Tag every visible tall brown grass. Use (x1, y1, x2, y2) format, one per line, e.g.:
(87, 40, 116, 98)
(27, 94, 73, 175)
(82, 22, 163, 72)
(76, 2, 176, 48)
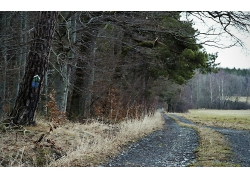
(49, 110, 164, 166)
(0, 110, 164, 167)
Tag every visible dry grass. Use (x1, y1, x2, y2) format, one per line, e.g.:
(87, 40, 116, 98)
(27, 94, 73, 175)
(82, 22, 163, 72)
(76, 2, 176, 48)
(180, 109, 250, 130)
(0, 111, 164, 167)
(167, 113, 236, 167)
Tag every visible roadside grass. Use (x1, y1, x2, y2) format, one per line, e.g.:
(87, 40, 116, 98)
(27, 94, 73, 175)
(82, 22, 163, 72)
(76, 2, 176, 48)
(167, 113, 238, 167)
(190, 126, 236, 167)
(180, 109, 250, 130)
(0, 110, 165, 167)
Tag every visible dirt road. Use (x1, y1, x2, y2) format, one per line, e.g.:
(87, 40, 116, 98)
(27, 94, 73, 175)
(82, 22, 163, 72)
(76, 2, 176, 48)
(103, 113, 250, 167)
(103, 114, 198, 167)
(168, 114, 250, 167)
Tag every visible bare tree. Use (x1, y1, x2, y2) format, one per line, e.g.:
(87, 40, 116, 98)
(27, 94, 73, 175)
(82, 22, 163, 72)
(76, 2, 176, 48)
(183, 11, 250, 49)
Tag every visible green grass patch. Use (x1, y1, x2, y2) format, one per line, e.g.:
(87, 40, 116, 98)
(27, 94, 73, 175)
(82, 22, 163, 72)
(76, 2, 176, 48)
(179, 109, 250, 130)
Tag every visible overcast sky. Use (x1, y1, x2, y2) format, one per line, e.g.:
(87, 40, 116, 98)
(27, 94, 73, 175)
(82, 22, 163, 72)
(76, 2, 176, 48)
(200, 27, 250, 69)
(183, 12, 250, 70)
(204, 43, 250, 69)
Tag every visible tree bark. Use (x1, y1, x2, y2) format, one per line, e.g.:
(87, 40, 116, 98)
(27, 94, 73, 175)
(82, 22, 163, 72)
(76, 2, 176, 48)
(209, 74, 213, 108)
(9, 12, 58, 125)
(0, 12, 8, 118)
(51, 12, 76, 113)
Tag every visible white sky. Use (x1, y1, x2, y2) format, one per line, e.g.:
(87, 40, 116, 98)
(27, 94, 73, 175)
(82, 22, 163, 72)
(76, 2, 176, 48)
(181, 12, 250, 70)
(205, 44, 250, 69)
(194, 17, 250, 69)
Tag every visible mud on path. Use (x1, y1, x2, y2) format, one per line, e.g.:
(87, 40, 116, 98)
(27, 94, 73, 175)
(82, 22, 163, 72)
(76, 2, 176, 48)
(103, 114, 198, 167)
(171, 114, 250, 167)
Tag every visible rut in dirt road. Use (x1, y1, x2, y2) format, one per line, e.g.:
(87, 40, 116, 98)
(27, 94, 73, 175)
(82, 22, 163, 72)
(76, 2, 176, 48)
(170, 114, 250, 167)
(103, 114, 198, 167)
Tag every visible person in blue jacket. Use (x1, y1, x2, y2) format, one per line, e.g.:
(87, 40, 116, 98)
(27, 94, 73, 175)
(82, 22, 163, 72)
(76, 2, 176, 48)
(31, 75, 40, 93)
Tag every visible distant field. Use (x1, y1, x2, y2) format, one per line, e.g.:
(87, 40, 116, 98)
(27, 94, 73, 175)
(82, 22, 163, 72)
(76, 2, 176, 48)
(179, 109, 250, 130)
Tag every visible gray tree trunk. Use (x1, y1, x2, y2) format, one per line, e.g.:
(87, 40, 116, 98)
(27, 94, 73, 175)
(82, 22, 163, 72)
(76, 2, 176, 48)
(16, 12, 28, 99)
(62, 12, 76, 113)
(52, 12, 76, 113)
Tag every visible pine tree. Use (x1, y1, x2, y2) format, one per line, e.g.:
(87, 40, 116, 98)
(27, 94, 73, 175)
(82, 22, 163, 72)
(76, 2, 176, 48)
(8, 12, 58, 125)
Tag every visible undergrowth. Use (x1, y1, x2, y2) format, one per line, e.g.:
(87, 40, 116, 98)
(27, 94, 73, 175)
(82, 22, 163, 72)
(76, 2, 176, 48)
(0, 91, 165, 167)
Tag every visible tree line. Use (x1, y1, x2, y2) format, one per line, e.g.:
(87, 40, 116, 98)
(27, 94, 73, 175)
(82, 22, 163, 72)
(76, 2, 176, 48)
(163, 68, 250, 112)
(1, 11, 250, 125)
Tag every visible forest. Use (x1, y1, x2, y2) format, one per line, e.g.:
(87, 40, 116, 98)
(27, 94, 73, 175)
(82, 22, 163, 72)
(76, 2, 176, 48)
(0, 11, 250, 125)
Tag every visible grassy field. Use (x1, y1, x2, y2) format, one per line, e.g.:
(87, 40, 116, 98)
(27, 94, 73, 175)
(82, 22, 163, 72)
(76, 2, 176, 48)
(0, 111, 165, 167)
(179, 109, 250, 130)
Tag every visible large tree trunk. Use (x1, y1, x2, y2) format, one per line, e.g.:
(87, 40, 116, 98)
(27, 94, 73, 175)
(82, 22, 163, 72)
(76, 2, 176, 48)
(53, 12, 76, 113)
(69, 43, 96, 118)
(0, 12, 8, 118)
(82, 45, 96, 118)
(9, 12, 58, 126)
(16, 12, 28, 101)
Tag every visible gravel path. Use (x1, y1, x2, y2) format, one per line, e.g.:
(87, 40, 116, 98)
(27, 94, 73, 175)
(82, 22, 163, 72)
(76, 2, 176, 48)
(103, 114, 198, 167)
(207, 127, 250, 166)
(170, 114, 250, 167)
